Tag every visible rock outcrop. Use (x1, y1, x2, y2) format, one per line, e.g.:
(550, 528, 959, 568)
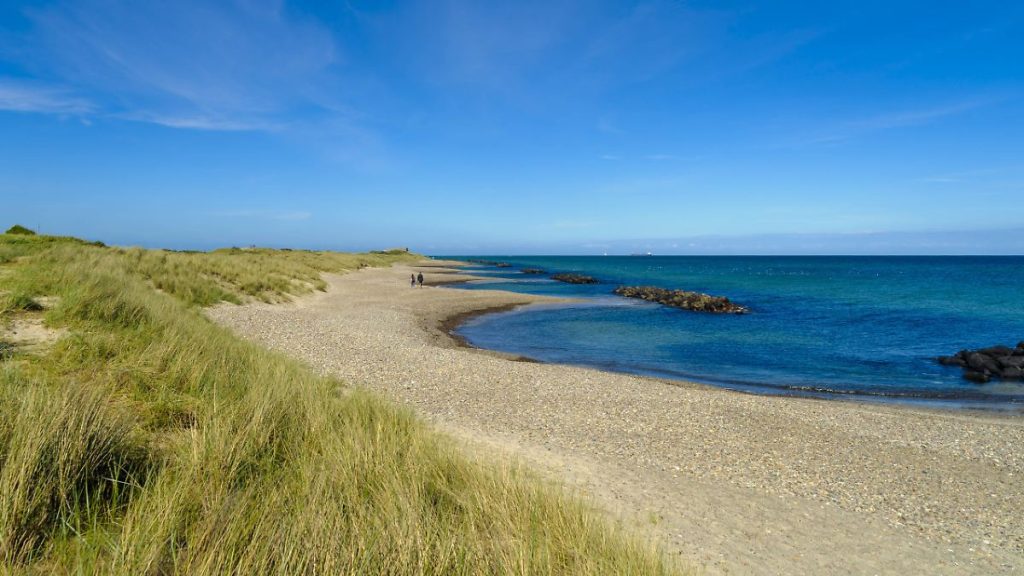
(520, 268, 547, 274)
(466, 259, 512, 267)
(613, 286, 749, 314)
(937, 342, 1024, 383)
(550, 273, 600, 284)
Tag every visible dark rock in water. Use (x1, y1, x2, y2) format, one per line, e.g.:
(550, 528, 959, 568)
(964, 370, 991, 384)
(520, 268, 547, 274)
(979, 345, 1014, 357)
(938, 343, 1024, 382)
(466, 259, 512, 267)
(613, 285, 749, 314)
(967, 352, 1001, 374)
(1002, 366, 1024, 379)
(997, 355, 1024, 369)
(937, 355, 966, 367)
(551, 273, 600, 284)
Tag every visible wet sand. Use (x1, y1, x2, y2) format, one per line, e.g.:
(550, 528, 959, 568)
(207, 261, 1024, 575)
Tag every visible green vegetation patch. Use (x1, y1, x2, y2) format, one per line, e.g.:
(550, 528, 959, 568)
(2, 292, 43, 313)
(5, 225, 36, 235)
(0, 234, 678, 574)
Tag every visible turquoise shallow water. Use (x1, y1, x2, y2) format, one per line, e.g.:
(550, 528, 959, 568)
(443, 256, 1024, 409)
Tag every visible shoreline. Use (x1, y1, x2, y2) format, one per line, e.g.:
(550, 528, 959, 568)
(439, 265, 1023, 414)
(437, 303, 543, 363)
(208, 261, 1024, 575)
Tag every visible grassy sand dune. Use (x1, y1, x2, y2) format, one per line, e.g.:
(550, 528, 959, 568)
(0, 233, 677, 574)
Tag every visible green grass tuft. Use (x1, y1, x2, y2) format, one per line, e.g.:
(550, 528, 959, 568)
(0, 382, 149, 564)
(2, 292, 43, 313)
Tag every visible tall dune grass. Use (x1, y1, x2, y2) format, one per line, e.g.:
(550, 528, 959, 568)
(0, 234, 679, 575)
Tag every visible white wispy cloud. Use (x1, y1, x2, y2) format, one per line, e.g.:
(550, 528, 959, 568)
(389, 0, 581, 90)
(0, 79, 94, 115)
(12, 0, 343, 132)
(580, 1, 715, 83)
(805, 97, 1000, 145)
(846, 100, 989, 132)
(121, 112, 284, 132)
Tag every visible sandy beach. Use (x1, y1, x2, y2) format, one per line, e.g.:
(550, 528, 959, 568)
(207, 261, 1024, 575)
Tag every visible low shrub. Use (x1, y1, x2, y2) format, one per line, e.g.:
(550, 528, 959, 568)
(4, 225, 37, 236)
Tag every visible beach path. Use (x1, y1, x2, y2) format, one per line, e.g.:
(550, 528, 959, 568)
(207, 263, 1024, 575)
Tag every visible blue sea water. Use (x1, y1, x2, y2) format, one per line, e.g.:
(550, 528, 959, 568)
(443, 256, 1024, 409)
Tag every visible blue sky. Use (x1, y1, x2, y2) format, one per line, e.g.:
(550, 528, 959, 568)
(0, 0, 1022, 254)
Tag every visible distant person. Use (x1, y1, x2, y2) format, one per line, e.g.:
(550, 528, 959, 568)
(417, 272, 424, 287)
(410, 273, 416, 288)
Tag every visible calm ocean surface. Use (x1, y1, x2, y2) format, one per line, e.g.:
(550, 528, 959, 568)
(442, 256, 1024, 410)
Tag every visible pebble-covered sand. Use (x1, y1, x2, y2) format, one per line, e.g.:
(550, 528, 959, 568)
(207, 262, 1024, 575)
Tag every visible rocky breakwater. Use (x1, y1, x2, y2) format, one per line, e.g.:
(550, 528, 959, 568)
(937, 343, 1024, 383)
(466, 259, 512, 267)
(520, 268, 547, 274)
(613, 286, 749, 314)
(551, 273, 600, 284)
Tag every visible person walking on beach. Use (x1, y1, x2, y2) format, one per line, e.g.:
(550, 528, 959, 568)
(417, 272, 424, 287)
(410, 273, 416, 288)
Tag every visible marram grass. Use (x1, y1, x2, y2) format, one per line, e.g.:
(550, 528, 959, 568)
(0, 233, 681, 575)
